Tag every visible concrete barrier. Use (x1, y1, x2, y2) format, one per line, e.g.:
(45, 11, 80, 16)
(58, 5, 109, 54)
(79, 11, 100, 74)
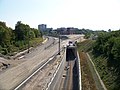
(76, 51, 82, 90)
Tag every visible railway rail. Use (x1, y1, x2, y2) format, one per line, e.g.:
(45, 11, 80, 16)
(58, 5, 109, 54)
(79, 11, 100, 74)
(14, 49, 65, 90)
(59, 45, 80, 90)
(66, 60, 75, 90)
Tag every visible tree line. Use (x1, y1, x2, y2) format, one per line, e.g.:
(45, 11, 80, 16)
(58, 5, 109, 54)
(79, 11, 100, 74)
(92, 30, 120, 89)
(93, 30, 120, 64)
(0, 21, 42, 55)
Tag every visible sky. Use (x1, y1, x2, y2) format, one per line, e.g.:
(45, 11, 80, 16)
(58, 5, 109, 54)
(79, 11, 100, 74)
(0, 0, 120, 30)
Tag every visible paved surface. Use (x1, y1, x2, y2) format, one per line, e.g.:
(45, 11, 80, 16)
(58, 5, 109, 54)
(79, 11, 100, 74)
(22, 51, 64, 90)
(0, 35, 83, 90)
(0, 37, 58, 89)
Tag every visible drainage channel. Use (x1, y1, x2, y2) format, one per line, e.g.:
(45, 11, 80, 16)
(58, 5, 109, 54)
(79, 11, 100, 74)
(59, 46, 79, 90)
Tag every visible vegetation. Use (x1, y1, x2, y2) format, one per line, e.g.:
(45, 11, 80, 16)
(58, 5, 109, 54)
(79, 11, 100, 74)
(89, 53, 114, 90)
(84, 30, 106, 39)
(77, 41, 97, 90)
(77, 40, 94, 52)
(77, 30, 120, 90)
(92, 30, 120, 90)
(0, 21, 42, 55)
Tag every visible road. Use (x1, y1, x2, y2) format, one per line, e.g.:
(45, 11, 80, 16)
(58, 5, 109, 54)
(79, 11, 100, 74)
(0, 35, 83, 90)
(21, 50, 65, 90)
(21, 37, 57, 59)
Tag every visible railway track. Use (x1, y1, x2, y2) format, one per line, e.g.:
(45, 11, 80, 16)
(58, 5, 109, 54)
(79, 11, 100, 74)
(62, 60, 75, 90)
(66, 60, 75, 90)
(14, 49, 65, 90)
(59, 59, 79, 90)
(59, 45, 80, 90)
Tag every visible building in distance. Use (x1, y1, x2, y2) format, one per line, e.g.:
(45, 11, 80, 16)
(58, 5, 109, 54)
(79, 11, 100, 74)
(38, 24, 47, 33)
(38, 24, 53, 35)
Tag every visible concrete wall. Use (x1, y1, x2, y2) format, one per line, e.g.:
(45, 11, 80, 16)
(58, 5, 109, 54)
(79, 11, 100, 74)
(76, 51, 82, 90)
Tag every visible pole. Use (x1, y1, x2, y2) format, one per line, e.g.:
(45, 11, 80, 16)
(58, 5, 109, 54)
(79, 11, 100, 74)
(58, 34, 60, 55)
(28, 30, 30, 53)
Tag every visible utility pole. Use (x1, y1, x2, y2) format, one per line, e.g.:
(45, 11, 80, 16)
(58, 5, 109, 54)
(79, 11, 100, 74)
(58, 33, 60, 55)
(28, 30, 30, 53)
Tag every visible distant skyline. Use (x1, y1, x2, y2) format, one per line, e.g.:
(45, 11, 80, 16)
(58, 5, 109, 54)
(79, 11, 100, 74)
(0, 0, 120, 30)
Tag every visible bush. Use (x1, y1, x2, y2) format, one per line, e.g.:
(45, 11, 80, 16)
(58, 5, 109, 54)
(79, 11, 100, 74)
(1, 48, 8, 55)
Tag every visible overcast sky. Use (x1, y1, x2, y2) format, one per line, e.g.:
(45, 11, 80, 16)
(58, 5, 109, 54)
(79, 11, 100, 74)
(0, 0, 120, 30)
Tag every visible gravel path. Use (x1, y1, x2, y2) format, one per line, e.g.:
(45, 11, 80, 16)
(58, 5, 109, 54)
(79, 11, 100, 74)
(0, 35, 83, 89)
(22, 51, 64, 90)
(0, 37, 57, 89)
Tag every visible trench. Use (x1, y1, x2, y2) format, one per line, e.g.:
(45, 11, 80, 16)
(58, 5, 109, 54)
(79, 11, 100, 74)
(63, 47, 79, 90)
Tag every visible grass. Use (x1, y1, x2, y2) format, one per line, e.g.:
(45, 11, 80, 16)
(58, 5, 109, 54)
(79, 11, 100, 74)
(77, 39, 118, 90)
(89, 52, 117, 90)
(79, 52, 97, 90)
(77, 39, 95, 52)
(30, 37, 43, 47)
(1, 37, 43, 56)
(77, 40, 97, 90)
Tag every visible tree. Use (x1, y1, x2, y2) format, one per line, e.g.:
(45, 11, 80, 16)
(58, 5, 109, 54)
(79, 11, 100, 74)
(111, 37, 120, 61)
(15, 21, 31, 40)
(0, 24, 12, 47)
(0, 21, 43, 55)
(31, 28, 41, 38)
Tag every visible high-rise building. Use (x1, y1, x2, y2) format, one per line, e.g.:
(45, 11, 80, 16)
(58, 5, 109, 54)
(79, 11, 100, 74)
(38, 24, 47, 32)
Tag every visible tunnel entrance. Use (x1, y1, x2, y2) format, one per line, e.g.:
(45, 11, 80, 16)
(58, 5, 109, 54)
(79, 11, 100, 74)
(66, 47, 76, 61)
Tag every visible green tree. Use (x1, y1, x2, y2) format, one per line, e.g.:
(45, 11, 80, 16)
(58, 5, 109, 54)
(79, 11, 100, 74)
(31, 28, 41, 38)
(0, 24, 12, 47)
(111, 37, 120, 61)
(15, 21, 30, 40)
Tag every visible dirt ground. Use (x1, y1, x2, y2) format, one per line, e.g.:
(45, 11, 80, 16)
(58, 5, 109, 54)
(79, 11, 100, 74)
(0, 57, 25, 73)
(0, 38, 49, 73)
(79, 52, 97, 90)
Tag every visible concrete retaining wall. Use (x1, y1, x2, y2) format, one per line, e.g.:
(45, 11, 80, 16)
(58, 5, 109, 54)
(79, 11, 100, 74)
(76, 51, 82, 90)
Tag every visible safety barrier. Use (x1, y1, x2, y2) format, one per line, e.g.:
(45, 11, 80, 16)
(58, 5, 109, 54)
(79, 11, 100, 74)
(76, 51, 82, 90)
